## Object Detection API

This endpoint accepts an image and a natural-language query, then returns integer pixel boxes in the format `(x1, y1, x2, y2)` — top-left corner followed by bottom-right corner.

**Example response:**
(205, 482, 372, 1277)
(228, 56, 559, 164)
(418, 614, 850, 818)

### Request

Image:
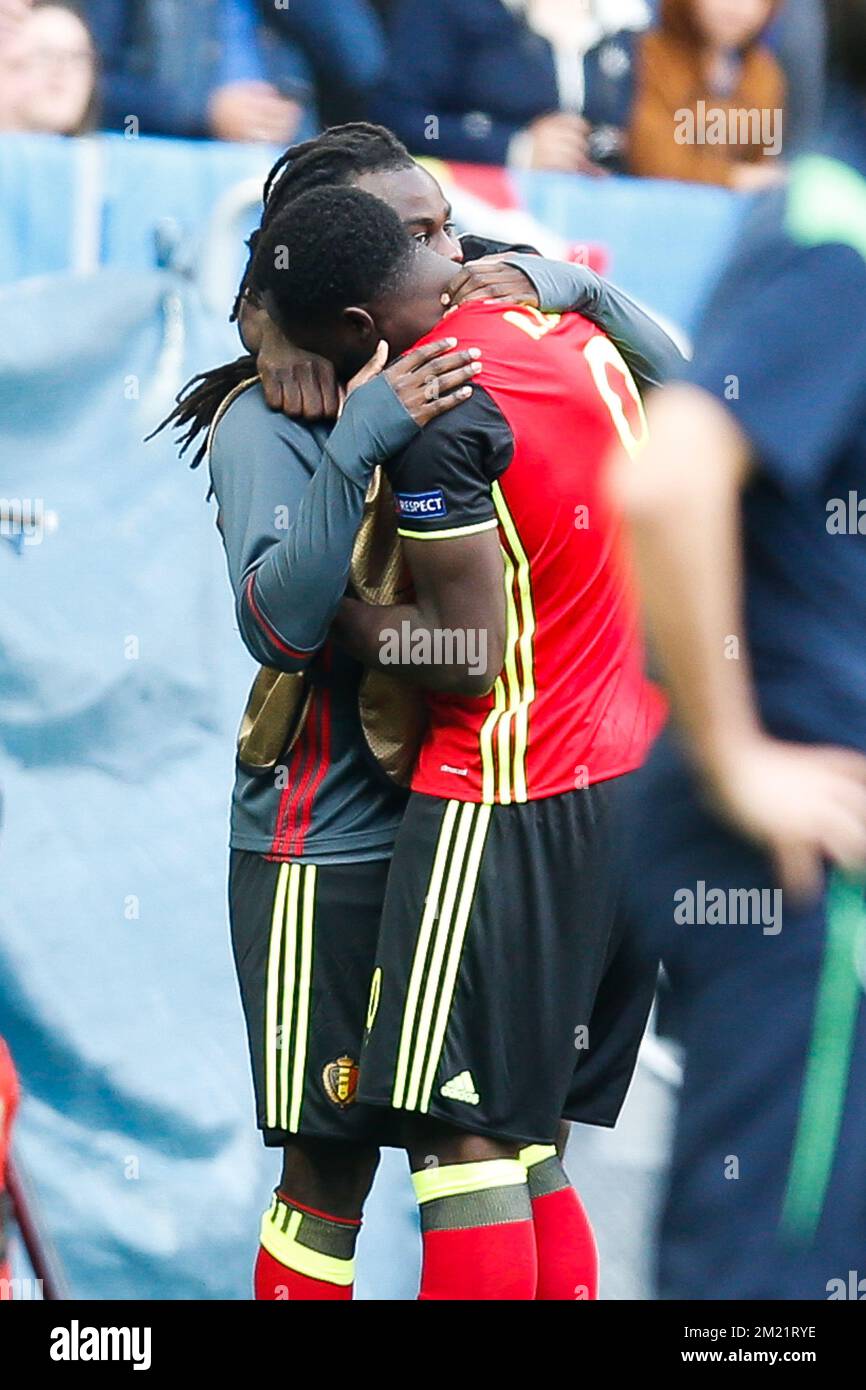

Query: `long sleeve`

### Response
(209, 377, 418, 671)
(505, 254, 685, 392)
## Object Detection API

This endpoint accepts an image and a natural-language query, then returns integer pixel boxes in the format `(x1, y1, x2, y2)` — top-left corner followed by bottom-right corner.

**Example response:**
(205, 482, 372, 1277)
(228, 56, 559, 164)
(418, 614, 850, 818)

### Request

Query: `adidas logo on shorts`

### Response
(440, 1070, 480, 1105)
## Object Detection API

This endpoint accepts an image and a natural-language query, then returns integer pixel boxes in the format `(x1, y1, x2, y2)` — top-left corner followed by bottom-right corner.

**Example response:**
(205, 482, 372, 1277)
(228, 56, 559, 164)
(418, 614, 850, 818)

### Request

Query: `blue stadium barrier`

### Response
(0, 133, 747, 329)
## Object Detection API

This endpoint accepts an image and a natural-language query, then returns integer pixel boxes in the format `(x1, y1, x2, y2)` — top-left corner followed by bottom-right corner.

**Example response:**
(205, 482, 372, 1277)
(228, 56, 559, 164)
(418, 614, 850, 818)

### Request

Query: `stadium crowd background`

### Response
(0, 0, 838, 1302)
(0, 1, 825, 178)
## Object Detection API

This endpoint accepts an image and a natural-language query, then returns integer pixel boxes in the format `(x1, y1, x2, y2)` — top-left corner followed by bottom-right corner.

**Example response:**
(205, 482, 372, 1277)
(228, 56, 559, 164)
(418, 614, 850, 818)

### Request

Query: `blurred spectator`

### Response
(628, 0, 787, 188)
(0, 0, 29, 127)
(0, 0, 29, 41)
(373, 0, 652, 174)
(773, 0, 825, 148)
(0, 2, 97, 135)
(83, 0, 386, 142)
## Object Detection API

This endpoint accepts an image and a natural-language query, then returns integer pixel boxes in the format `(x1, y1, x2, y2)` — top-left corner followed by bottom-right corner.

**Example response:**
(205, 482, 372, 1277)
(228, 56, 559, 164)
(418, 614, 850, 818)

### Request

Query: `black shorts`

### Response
(229, 851, 396, 1146)
(562, 896, 658, 1127)
(357, 784, 646, 1145)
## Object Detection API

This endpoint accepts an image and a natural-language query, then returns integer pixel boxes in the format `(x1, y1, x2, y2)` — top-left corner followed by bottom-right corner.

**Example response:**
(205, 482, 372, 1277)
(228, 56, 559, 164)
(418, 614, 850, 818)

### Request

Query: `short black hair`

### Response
(155, 123, 415, 469)
(826, 0, 866, 91)
(251, 185, 418, 329)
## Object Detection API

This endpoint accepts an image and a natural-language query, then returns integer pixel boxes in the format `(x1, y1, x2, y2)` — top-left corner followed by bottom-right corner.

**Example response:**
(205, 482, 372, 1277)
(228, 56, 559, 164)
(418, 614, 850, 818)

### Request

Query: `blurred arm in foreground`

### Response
(613, 61, 866, 898)
(614, 358, 866, 901)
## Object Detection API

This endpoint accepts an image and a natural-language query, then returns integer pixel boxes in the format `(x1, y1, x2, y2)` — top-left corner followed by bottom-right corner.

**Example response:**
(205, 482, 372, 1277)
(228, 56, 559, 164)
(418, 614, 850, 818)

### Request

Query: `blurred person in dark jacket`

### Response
(774, 0, 825, 147)
(373, 0, 651, 174)
(0, 1, 98, 134)
(83, 0, 386, 142)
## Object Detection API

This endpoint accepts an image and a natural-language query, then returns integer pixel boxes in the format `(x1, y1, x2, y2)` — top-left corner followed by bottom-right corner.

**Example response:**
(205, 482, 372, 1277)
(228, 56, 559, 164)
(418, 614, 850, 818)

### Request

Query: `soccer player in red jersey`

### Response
(253, 184, 665, 1300)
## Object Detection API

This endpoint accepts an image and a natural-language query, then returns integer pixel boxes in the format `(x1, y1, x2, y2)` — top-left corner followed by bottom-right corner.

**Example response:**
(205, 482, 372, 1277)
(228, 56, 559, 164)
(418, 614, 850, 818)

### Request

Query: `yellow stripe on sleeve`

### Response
(397, 517, 499, 541)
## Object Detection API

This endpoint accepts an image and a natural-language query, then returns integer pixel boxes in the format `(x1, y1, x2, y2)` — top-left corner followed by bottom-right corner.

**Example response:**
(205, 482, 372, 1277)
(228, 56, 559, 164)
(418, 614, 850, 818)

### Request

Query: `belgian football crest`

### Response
(322, 1056, 359, 1108)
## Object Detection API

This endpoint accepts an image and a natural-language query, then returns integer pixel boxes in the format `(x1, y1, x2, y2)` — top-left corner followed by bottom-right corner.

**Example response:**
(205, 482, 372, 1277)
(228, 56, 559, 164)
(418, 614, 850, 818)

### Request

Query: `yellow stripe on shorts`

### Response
(264, 863, 289, 1129)
(288, 864, 316, 1132)
(392, 801, 491, 1113)
(392, 800, 460, 1109)
(265, 862, 316, 1133)
(420, 804, 491, 1112)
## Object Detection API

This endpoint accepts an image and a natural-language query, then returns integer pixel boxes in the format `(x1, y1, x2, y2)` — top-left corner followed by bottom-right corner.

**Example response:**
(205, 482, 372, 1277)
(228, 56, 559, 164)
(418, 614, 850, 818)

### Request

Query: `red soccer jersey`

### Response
(388, 300, 666, 804)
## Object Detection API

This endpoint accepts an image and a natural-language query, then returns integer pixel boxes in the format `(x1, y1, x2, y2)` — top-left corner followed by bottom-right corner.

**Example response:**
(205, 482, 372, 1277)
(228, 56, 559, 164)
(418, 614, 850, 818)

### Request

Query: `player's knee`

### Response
(279, 1138, 380, 1219)
(403, 1117, 519, 1172)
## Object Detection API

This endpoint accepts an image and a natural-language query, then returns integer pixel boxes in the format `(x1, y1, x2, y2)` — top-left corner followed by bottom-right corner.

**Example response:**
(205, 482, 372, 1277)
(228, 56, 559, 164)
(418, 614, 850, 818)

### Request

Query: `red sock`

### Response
(521, 1146, 598, 1299)
(419, 1219, 537, 1301)
(254, 1243, 352, 1301)
(531, 1185, 598, 1299)
(254, 1191, 358, 1301)
(414, 1159, 537, 1301)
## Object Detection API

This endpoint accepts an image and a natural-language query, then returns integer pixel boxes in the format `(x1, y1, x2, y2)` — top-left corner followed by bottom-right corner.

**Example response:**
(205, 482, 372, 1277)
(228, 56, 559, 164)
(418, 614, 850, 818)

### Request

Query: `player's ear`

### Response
(342, 306, 377, 348)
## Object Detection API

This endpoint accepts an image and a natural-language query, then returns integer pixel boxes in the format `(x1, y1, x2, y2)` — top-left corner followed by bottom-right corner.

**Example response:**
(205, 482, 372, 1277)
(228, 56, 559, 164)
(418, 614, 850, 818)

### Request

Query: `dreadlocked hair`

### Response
(153, 124, 414, 470)
(233, 123, 413, 320)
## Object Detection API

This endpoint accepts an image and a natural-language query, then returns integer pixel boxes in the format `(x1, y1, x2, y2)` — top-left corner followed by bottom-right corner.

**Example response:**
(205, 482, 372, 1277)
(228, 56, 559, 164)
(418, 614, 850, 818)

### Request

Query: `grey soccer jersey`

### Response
(209, 377, 416, 862)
